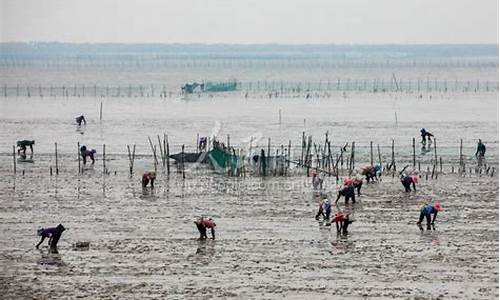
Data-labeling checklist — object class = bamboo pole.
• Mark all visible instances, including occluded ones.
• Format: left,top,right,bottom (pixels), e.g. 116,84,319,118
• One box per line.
127,145,133,175
166,135,170,176
370,141,373,166
377,144,382,169
77,142,81,174
181,144,185,179
55,142,59,175
433,138,438,166
103,144,106,174
459,139,463,173
351,141,355,172
13,145,16,174
412,138,416,168
300,131,305,165
196,133,200,154
153,145,157,174
157,135,165,167
148,136,158,173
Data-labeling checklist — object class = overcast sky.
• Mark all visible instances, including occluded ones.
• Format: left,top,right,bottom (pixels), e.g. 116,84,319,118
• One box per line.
1,0,498,44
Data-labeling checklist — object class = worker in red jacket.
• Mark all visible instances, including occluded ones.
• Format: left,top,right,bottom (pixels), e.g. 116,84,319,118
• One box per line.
194,217,216,239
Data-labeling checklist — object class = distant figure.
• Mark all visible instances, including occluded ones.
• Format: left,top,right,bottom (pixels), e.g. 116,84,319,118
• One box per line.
17,140,35,155
330,211,353,236
475,139,486,166
80,145,96,164
36,224,66,253
361,164,383,182
260,149,266,176
198,137,207,151
315,194,331,221
401,174,418,192
352,176,363,196
75,115,86,126
142,171,156,188
194,217,216,240
312,172,323,191
336,179,356,204
417,202,443,231
420,128,434,144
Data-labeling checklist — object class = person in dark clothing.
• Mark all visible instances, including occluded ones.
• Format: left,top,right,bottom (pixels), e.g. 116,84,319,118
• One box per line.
80,145,96,164
198,137,207,151
401,174,418,192
335,184,356,204
75,115,86,126
417,203,443,230
315,195,331,221
17,140,35,155
475,139,486,166
475,139,486,157
420,128,434,144
194,217,216,239
260,149,266,176
36,224,66,252
142,171,156,188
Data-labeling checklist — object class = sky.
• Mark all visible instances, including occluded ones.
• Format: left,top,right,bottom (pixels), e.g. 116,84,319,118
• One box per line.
0,0,498,44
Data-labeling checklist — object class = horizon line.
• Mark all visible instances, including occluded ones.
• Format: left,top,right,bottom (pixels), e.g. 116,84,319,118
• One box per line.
1,41,498,46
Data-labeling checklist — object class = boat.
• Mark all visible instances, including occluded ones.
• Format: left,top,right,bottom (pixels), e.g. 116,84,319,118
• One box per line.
181,80,238,94
202,81,237,92
168,152,209,163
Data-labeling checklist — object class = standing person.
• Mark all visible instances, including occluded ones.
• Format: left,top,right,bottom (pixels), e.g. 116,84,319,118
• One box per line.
260,149,266,176
142,171,156,188
401,174,418,192
475,139,486,166
194,217,216,240
36,224,66,253
417,202,443,230
80,145,96,164
75,115,86,126
315,194,331,221
17,140,35,155
420,128,434,144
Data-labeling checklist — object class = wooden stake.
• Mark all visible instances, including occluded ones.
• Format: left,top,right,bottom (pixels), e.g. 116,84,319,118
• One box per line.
103,144,106,174
127,145,133,175
370,141,373,166
77,142,81,174
412,138,416,168
181,144,185,179
55,142,59,175
157,135,165,167
13,145,16,174
433,138,438,166
166,135,170,176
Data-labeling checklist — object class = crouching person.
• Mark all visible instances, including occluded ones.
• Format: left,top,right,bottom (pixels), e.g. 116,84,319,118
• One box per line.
194,217,216,240
36,224,66,253
142,171,156,188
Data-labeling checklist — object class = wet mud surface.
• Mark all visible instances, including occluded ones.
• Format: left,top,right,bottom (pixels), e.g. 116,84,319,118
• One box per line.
0,170,497,299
